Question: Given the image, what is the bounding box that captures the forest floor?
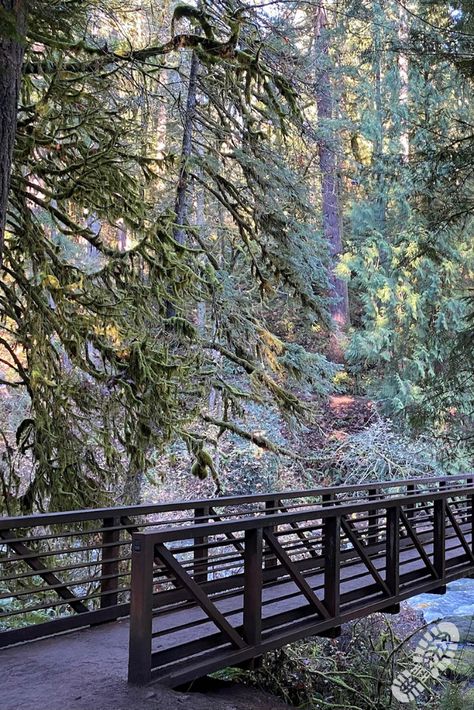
[296,393,377,449]
[149,392,383,508]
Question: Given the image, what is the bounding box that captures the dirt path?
[1,619,294,710]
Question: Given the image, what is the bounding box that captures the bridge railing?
[0,475,471,647]
[128,478,474,686]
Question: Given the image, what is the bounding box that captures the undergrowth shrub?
[315,419,454,486]
[215,614,471,709]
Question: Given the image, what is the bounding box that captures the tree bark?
[372,4,386,232]
[314,5,349,331]
[398,4,409,161]
[0,0,26,261]
[166,50,199,318]
[174,50,199,247]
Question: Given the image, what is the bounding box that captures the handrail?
[1,474,472,652]
[132,482,474,544]
[1,474,471,529]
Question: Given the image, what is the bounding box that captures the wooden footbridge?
[1,476,473,689]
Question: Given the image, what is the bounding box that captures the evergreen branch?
[23,33,240,75]
[201,413,304,459]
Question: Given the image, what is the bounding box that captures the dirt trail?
[1,618,294,710]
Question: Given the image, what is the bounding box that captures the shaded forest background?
[1,0,474,514]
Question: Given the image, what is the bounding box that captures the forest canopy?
[0,0,473,513]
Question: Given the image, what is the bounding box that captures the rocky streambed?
[408,577,474,705]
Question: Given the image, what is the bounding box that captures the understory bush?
[215,614,473,709]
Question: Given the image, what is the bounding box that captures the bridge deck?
[1,476,474,694]
[143,526,472,686]
[1,533,470,709]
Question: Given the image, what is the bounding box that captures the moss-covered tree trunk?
[174,50,199,247]
[0,0,26,260]
[166,50,199,318]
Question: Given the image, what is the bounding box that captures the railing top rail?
[1,474,472,530]
[133,481,474,545]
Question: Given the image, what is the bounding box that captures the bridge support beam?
[243,528,263,646]
[386,507,400,594]
[431,497,447,595]
[323,515,341,635]
[384,506,400,614]
[128,535,154,685]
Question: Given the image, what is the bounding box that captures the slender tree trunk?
[166,51,199,317]
[398,5,409,161]
[174,50,199,245]
[0,0,26,260]
[118,218,128,251]
[373,4,386,232]
[195,171,206,332]
[314,6,349,331]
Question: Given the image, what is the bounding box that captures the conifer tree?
[0,0,335,511]
[0,0,26,257]
[313,4,349,333]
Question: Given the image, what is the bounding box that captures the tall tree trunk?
[314,5,349,331]
[373,3,386,232]
[118,218,128,251]
[398,4,409,161]
[174,50,199,246]
[166,50,199,317]
[0,0,26,260]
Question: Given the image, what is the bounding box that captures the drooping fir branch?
[201,413,305,460]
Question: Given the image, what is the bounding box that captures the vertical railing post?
[321,493,334,551]
[128,533,155,685]
[367,488,379,546]
[323,514,340,619]
[385,506,400,613]
[265,499,278,570]
[194,506,209,584]
[100,516,121,609]
[433,497,446,581]
[468,477,474,548]
[406,484,416,529]
[427,480,447,595]
[243,527,263,646]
